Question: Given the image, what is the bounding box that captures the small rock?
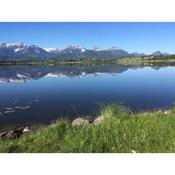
[15,127,24,132]
[50,119,57,125]
[164,110,171,115]
[23,127,30,133]
[72,118,90,126]
[14,128,24,137]
[0,112,3,116]
[5,130,18,139]
[93,116,104,125]
[0,132,7,138]
[0,127,30,139]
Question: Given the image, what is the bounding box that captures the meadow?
[1,104,175,153]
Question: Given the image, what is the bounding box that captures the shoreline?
[0,105,172,133]
[1,56,175,66]
[0,104,175,153]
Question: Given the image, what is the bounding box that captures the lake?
[0,64,175,129]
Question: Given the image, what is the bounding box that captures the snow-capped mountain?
[44,45,86,54]
[0,43,27,51]
[152,51,170,56]
[0,42,170,61]
[152,51,163,56]
[108,47,121,51]
[92,47,104,52]
[0,43,49,59]
[66,44,82,50]
[131,52,146,57]
[107,47,129,56]
[44,48,64,53]
[16,44,49,58]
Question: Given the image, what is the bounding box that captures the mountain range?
[0,43,170,61]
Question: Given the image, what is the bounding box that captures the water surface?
[0,64,175,129]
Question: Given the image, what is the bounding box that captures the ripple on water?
[15,106,30,110]
[2,99,38,116]
[4,110,15,114]
[5,107,14,111]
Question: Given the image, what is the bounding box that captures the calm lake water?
[0,64,175,129]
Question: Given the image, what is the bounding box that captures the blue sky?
[0,22,175,54]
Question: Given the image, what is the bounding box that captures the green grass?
[115,57,175,65]
[1,55,175,66]
[1,104,175,153]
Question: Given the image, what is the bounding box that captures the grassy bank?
[1,55,175,66]
[115,56,175,65]
[0,104,175,153]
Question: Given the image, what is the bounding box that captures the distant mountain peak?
[29,44,40,48]
[0,42,171,60]
[109,47,121,50]
[0,42,27,48]
[44,48,64,52]
[131,52,146,56]
[93,47,104,51]
[65,44,86,53]
[0,42,28,53]
[152,51,162,56]
[152,51,169,56]
[67,44,82,49]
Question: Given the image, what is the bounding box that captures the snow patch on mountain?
[44,48,64,52]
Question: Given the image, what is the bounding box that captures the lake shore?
[0,104,175,153]
[1,55,175,66]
